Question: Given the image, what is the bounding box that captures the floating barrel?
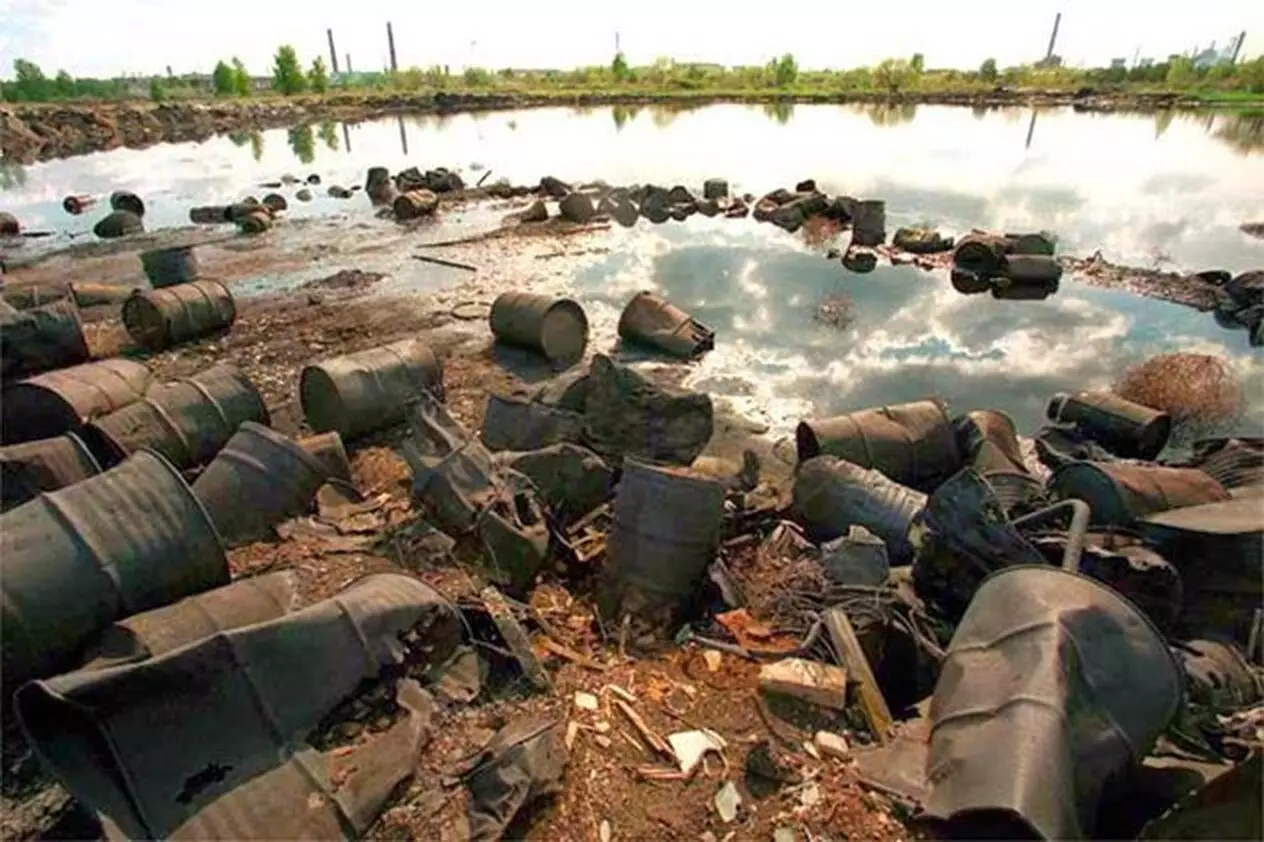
[850,199,887,247]
[792,455,928,560]
[0,449,228,691]
[236,210,273,234]
[950,268,992,295]
[952,234,1009,275]
[598,459,725,631]
[490,292,589,369]
[138,245,199,288]
[0,433,101,512]
[1050,462,1230,527]
[1048,390,1172,460]
[260,193,288,213]
[82,363,268,469]
[121,279,235,351]
[1004,231,1056,256]
[394,190,439,220]
[924,565,1180,841]
[189,206,233,225]
[62,195,96,215]
[1,298,91,382]
[0,358,152,443]
[109,190,145,217]
[192,422,328,546]
[93,210,143,240]
[796,398,961,492]
[617,291,715,359]
[365,166,391,192]
[300,339,444,441]
[1001,254,1063,284]
[990,278,1059,300]
[1,281,72,310]
[298,431,352,482]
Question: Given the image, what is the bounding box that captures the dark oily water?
[2,104,1263,271]
[554,221,1264,441]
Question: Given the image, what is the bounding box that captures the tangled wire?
[1116,353,1242,427]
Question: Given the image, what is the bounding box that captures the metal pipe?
[1046,12,1062,61]
[1012,498,1091,572]
[327,29,339,75]
[386,22,398,73]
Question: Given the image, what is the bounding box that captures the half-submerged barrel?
[394,189,439,220]
[796,398,961,492]
[1,299,91,381]
[109,190,145,217]
[598,459,725,632]
[1048,391,1172,460]
[121,279,235,350]
[0,433,101,512]
[192,422,328,546]
[82,363,268,469]
[1,358,152,444]
[138,245,199,288]
[489,292,589,369]
[0,449,228,691]
[617,291,715,359]
[300,339,444,441]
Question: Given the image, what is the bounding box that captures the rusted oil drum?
[1050,462,1230,527]
[109,190,145,217]
[953,409,1027,474]
[394,189,439,220]
[796,398,962,492]
[0,449,228,690]
[138,245,199,288]
[300,339,444,441]
[1,281,72,310]
[952,234,1009,275]
[598,459,725,630]
[925,565,1180,841]
[981,470,1048,518]
[850,199,886,247]
[1001,254,1063,284]
[121,279,235,351]
[93,210,143,240]
[298,431,352,483]
[990,278,1059,300]
[192,422,328,546]
[1,298,92,381]
[365,166,391,192]
[950,268,991,295]
[1005,231,1056,256]
[617,291,715,359]
[62,195,96,215]
[1048,390,1172,460]
[260,193,288,213]
[0,358,152,444]
[0,433,101,512]
[489,292,589,369]
[82,363,268,470]
[792,455,928,560]
[189,206,233,225]
[236,209,273,234]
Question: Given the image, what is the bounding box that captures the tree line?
[3,47,1263,104]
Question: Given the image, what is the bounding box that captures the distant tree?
[53,70,77,99]
[11,59,51,101]
[287,124,315,164]
[149,78,168,101]
[611,51,630,82]
[1166,56,1196,87]
[910,53,925,74]
[317,120,339,151]
[874,58,912,93]
[212,60,235,96]
[979,58,999,82]
[774,53,798,87]
[231,58,252,96]
[272,46,308,95]
[463,67,492,86]
[309,57,330,93]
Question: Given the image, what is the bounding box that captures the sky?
[0,0,1261,79]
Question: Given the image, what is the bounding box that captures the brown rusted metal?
[300,338,444,441]
[1,281,72,310]
[0,298,92,381]
[490,292,590,369]
[1048,390,1172,460]
[0,433,101,512]
[62,194,96,215]
[1,357,152,444]
[121,279,235,350]
[617,291,715,359]
[796,398,961,491]
[297,431,352,482]
[0,449,228,691]
[394,189,438,219]
[82,363,268,469]
[192,422,328,546]
[1050,462,1230,526]
[138,245,199,288]
[953,409,1027,474]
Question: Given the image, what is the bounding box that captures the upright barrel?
[121,280,235,351]
[82,363,268,469]
[598,459,725,631]
[300,339,444,441]
[796,398,961,492]
[138,245,199,288]
[0,433,101,511]
[1047,391,1172,460]
[0,298,91,381]
[1,358,152,444]
[0,449,228,690]
[489,292,589,369]
[192,422,328,546]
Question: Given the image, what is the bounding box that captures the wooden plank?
[823,606,894,745]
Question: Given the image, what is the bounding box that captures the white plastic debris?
[574,691,599,711]
[667,729,728,775]
[714,781,742,823]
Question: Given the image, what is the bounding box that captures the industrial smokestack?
[346,53,353,73]
[327,29,339,74]
[1230,31,1246,64]
[1045,12,1063,60]
[386,22,398,73]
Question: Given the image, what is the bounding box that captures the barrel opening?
[80,422,137,470]
[298,367,345,435]
[1142,416,1174,461]
[795,421,822,462]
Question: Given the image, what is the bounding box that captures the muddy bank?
[0,87,1236,163]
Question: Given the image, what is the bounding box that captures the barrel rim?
[298,364,346,435]
[232,420,331,478]
[129,446,230,559]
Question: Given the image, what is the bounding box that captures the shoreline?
[3,87,1261,163]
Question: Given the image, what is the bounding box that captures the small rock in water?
[296,189,313,202]
[306,173,321,185]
